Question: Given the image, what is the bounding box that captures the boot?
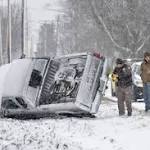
[128,112,132,116]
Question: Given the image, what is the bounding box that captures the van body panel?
[0,53,108,117]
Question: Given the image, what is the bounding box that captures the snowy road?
[0,99,150,150]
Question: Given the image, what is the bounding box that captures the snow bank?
[1,100,150,150]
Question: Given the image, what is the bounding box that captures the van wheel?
[0,109,6,118]
[133,85,137,102]
[133,96,137,102]
[0,112,4,118]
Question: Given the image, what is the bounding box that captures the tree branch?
[88,0,131,52]
[136,35,150,53]
[126,24,134,42]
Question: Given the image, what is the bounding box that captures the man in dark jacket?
[112,58,133,116]
[140,52,150,112]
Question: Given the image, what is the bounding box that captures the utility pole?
[25,0,29,56]
[7,0,11,63]
[56,16,62,56]
[21,0,25,56]
[0,17,3,65]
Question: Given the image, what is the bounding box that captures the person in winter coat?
[140,52,150,112]
[112,58,133,116]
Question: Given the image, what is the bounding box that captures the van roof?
[2,59,32,97]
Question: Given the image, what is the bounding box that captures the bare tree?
[88,0,150,57]
[57,0,104,55]
[37,23,57,57]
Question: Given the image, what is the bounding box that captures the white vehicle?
[131,61,143,101]
[0,52,108,118]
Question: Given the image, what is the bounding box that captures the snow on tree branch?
[136,35,150,53]
[88,0,131,52]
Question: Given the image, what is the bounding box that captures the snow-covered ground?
[1,99,150,150]
[0,65,149,150]
[105,80,145,111]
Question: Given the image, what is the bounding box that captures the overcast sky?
[1,0,63,22]
[0,0,65,48]
[27,0,63,23]
[27,0,64,45]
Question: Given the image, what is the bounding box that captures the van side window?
[29,69,42,88]
[28,59,48,88]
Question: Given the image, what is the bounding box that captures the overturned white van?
[0,52,108,118]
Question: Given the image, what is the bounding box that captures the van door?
[26,59,48,105]
[75,54,104,112]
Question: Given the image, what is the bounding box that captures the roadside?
[1,99,150,150]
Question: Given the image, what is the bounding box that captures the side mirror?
[29,69,42,88]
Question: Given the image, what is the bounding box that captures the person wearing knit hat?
[141,52,150,112]
[144,52,150,57]
[116,58,124,65]
[112,58,132,116]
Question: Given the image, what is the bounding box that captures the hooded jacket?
[140,57,150,83]
[113,64,132,87]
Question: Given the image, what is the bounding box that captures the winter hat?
[116,58,124,64]
[144,52,150,57]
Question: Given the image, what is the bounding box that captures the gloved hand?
[111,73,118,82]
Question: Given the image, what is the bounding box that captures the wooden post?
[21,0,25,56]
[7,0,11,63]
[0,17,3,65]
